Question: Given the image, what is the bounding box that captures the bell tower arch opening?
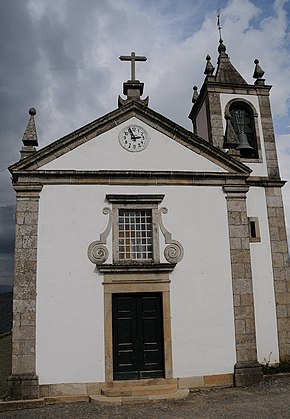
[228,101,259,158]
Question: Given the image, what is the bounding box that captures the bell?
[236,132,253,151]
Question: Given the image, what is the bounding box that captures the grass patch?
[262,360,290,375]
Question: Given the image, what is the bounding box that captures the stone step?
[101,378,177,397]
[102,377,177,389]
[101,383,177,397]
[90,389,189,405]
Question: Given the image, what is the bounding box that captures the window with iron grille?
[118,209,153,260]
[106,194,164,264]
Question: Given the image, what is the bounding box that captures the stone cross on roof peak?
[119,51,147,81]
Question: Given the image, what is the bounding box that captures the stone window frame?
[87,194,183,267]
[225,98,262,162]
[106,194,164,264]
[248,217,261,243]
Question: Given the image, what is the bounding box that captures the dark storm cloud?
[0,2,39,284]
[0,1,121,168]
[0,0,125,285]
[0,1,41,169]
[32,0,122,117]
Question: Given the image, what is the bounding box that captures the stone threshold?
[90,389,189,405]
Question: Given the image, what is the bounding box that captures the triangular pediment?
[9,102,250,176]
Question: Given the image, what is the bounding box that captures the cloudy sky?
[1,0,289,286]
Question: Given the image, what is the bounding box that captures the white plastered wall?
[247,187,279,364]
[40,117,225,173]
[36,184,236,384]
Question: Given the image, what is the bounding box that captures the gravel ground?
[1,376,290,419]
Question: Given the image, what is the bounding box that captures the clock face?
[118,125,149,152]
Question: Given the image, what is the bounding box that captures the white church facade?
[8,42,290,400]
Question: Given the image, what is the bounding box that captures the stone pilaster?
[206,90,224,149]
[7,185,42,400]
[265,187,290,360]
[223,186,263,386]
[257,91,280,179]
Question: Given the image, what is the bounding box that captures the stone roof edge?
[9,101,251,175]
[9,103,135,172]
[189,81,272,121]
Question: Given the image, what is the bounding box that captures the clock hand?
[128,127,136,139]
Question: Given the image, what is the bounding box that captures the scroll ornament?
[159,207,184,264]
[87,208,111,265]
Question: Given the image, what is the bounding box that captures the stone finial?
[20,108,38,159]
[204,55,215,76]
[253,59,265,85]
[191,86,199,103]
[22,108,38,147]
[218,39,227,55]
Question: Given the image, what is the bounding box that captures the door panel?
[112,292,164,380]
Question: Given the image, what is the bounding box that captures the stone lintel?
[234,362,263,387]
[98,263,176,274]
[106,194,165,204]
[7,374,39,400]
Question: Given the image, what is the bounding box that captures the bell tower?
[188,37,281,180]
[189,33,290,374]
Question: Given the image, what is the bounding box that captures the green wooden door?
[112,292,164,380]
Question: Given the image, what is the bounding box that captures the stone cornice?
[246,177,287,187]
[204,81,272,93]
[13,171,286,188]
[11,170,250,187]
